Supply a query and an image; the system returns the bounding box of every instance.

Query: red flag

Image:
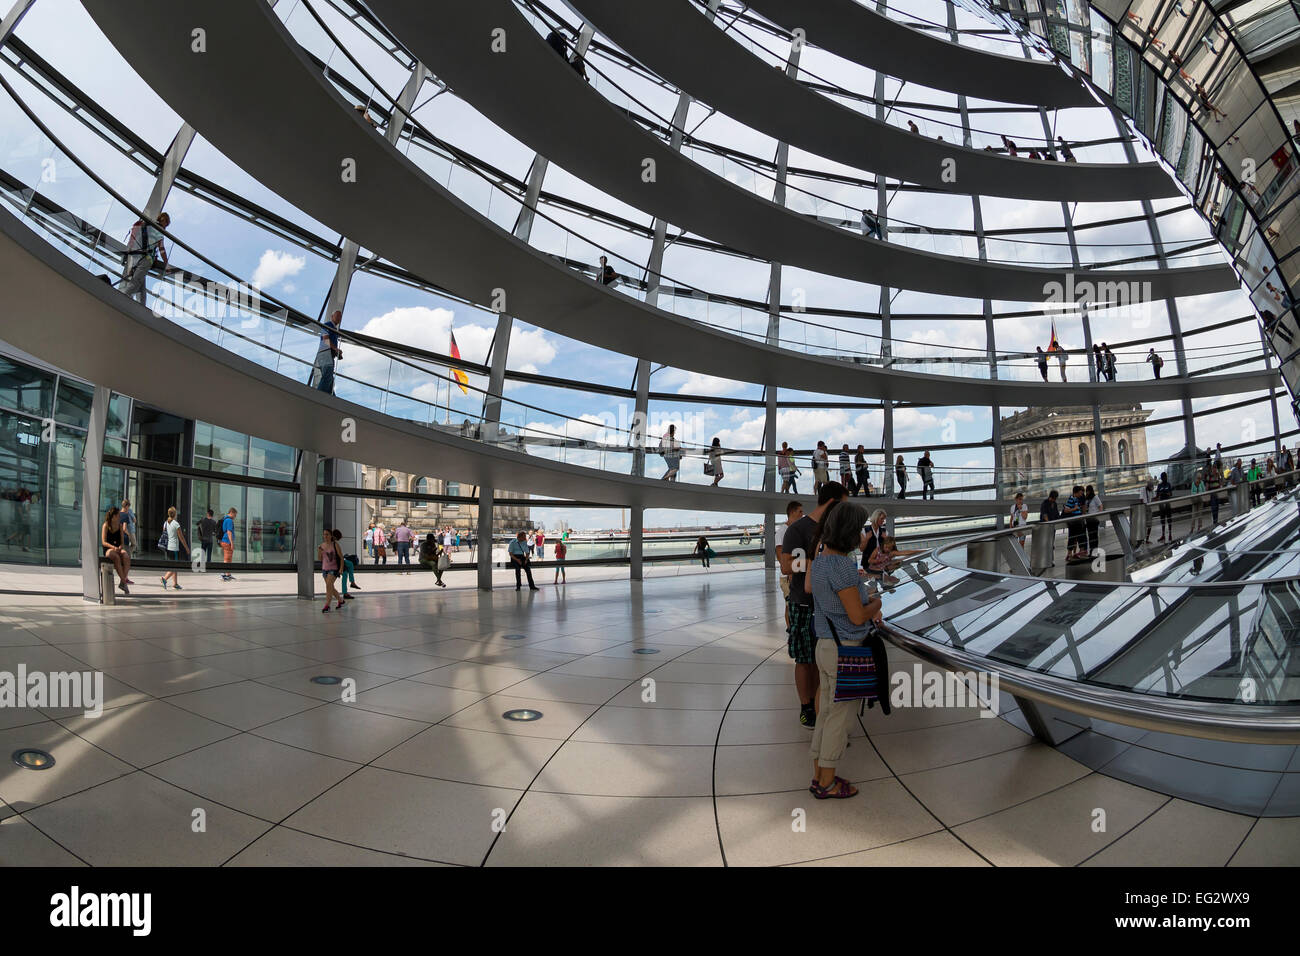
[449,330,468,395]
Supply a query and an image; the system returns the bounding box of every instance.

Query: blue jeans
[396,541,410,565]
[312,358,335,394]
[340,558,357,594]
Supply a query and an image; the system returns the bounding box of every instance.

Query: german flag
[1047,319,1061,354]
[450,328,469,395]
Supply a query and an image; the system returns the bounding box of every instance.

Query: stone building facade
[360,466,531,536]
[1000,403,1153,496]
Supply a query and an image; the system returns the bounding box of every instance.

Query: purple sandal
[810,776,858,800]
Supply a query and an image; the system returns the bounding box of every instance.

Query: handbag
[157,526,168,551]
[437,553,450,571]
[703,461,714,476]
[823,616,889,711]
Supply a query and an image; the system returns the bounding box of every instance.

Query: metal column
[627,5,718,579]
[80,385,111,602]
[476,27,591,589]
[295,450,319,599]
[1110,108,1198,464]
[1037,104,1104,493]
[873,15,894,513]
[760,26,800,569]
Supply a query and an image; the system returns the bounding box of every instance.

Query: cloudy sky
[8,0,1291,530]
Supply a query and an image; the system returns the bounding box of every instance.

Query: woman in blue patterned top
[808,500,883,799]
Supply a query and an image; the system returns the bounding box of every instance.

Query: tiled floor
[0,568,1293,866]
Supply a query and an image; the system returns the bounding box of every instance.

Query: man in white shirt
[1009,493,1029,549]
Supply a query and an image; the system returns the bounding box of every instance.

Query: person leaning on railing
[1205,464,1223,525]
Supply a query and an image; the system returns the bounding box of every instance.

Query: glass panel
[0,354,54,418]
[0,408,47,563]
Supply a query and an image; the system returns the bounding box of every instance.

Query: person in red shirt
[553,537,567,584]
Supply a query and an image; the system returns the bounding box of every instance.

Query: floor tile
[167,680,323,731]
[23,772,271,865]
[954,775,1169,866]
[254,703,429,763]
[900,743,1090,826]
[374,725,562,789]
[226,826,448,866]
[151,734,360,821]
[487,792,722,866]
[283,767,517,866]
[1083,799,1254,866]
[534,741,715,797]
[717,778,939,866]
[57,699,238,767]
[0,721,134,811]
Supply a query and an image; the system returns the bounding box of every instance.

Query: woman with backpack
[1146,348,1165,379]
[694,535,714,570]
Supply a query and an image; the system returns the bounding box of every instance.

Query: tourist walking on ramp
[311,310,344,394]
[659,425,682,481]
[707,438,724,487]
[918,450,935,500]
[839,444,856,496]
[120,211,171,304]
[1146,348,1164,379]
[894,454,908,499]
[778,442,800,494]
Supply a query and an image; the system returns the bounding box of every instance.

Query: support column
[629,507,644,581]
[475,84,557,590]
[477,486,495,589]
[1037,104,1103,493]
[1109,107,1197,468]
[80,385,110,602]
[1260,321,1283,455]
[760,30,799,568]
[0,0,36,47]
[626,13,714,577]
[143,125,197,219]
[953,12,1004,520]
[296,450,319,599]
[873,44,894,512]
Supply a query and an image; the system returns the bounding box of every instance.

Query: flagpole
[446,318,452,426]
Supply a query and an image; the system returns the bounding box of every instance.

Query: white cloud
[251,249,306,290]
